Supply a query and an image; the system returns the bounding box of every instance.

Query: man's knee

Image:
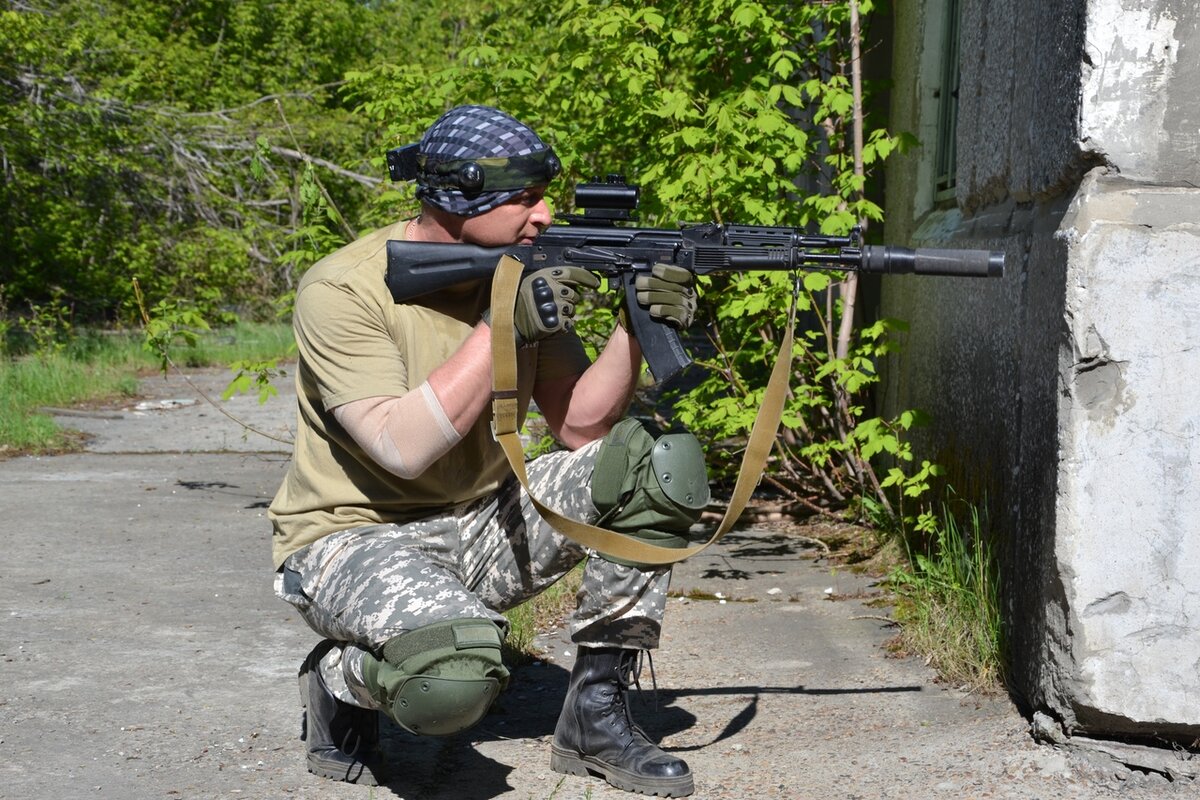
[590,418,710,560]
[360,618,510,736]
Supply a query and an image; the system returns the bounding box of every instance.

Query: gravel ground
[0,368,1194,799]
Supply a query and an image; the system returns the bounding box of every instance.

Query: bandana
[415,105,555,217]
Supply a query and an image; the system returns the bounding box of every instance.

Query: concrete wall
[882,0,1200,742]
[1057,176,1200,735]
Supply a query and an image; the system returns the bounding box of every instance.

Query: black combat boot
[551,646,693,797]
[299,641,389,785]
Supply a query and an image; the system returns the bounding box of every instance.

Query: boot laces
[337,727,364,760]
[609,649,660,745]
[618,649,659,710]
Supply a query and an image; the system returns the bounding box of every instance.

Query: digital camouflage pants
[274,440,673,708]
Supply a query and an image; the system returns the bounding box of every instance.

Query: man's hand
[504,267,600,345]
[634,263,697,330]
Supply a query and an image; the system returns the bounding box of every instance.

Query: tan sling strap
[489,255,796,566]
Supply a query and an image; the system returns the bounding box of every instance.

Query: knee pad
[360,619,510,737]
[591,418,710,561]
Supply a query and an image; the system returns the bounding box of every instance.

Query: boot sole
[551,745,694,797]
[307,752,385,786]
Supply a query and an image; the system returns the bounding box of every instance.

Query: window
[933,0,961,199]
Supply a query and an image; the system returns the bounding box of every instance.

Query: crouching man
[269,104,705,797]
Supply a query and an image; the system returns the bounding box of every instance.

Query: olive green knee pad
[360,619,510,737]
[591,417,711,564]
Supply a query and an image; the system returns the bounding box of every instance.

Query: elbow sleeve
[332,382,462,479]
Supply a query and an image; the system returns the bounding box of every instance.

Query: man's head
[389,104,561,218]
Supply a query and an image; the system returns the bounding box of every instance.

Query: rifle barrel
[859,246,1005,278]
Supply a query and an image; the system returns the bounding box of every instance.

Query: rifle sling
[489,255,794,566]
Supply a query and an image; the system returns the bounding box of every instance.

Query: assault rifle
[385,176,1005,383]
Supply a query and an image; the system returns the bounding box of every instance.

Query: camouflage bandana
[416,105,555,217]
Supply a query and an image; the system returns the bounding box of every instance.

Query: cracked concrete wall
[1080,1,1200,181]
[1056,175,1200,734]
[883,0,1200,739]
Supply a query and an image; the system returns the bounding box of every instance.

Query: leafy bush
[346,0,923,519]
[0,0,394,324]
[4,0,937,526]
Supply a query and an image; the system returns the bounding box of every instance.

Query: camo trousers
[274,440,673,707]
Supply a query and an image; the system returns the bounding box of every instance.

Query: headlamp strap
[385,145,561,193]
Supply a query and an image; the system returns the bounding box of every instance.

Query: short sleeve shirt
[269,220,591,568]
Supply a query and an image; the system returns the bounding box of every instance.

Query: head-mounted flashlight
[386,145,561,194]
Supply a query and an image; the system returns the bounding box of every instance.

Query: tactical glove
[490,267,600,345]
[633,263,698,330]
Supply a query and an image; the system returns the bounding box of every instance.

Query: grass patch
[502,563,585,667]
[0,348,142,454]
[0,321,294,456]
[885,499,1005,693]
[152,321,295,369]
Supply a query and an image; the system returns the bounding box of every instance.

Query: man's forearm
[553,325,644,448]
[426,321,495,435]
[432,321,643,451]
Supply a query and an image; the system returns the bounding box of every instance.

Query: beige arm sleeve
[331,382,463,479]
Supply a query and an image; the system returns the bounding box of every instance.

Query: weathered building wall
[1057,176,1200,736]
[882,0,1200,742]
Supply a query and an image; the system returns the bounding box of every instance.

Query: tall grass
[147,321,295,369]
[886,499,1005,693]
[1,347,140,454]
[0,322,294,455]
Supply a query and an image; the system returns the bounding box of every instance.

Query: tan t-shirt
[269,220,591,568]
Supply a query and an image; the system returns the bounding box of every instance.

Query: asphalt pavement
[0,367,1188,799]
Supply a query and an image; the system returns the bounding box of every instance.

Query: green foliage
[224,358,288,404]
[0,340,144,455]
[342,0,926,520]
[4,0,938,528]
[348,0,903,226]
[137,291,213,375]
[887,496,1005,692]
[11,289,76,358]
[0,0,398,324]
